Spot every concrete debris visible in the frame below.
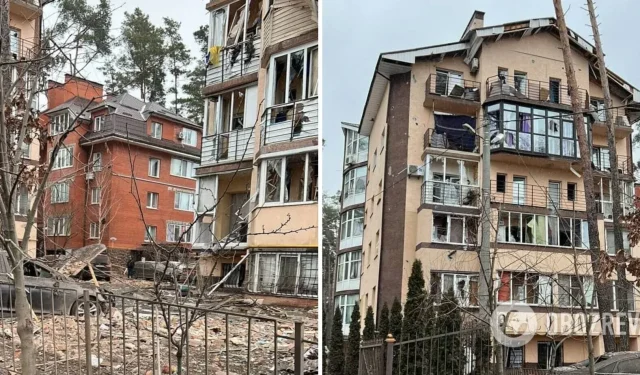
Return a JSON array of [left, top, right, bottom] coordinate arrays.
[[0, 295, 318, 375]]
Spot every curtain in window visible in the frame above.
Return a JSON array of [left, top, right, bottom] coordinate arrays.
[[257, 255, 276, 293], [537, 276, 552, 305], [498, 272, 511, 302]]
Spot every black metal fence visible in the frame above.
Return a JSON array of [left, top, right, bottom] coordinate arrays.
[[0, 283, 316, 374], [486, 75, 587, 108]]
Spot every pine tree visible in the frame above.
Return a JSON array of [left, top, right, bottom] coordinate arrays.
[[163, 18, 192, 114], [378, 302, 390, 339], [363, 306, 376, 341], [178, 25, 208, 124], [327, 306, 345, 375], [401, 260, 433, 374], [345, 303, 361, 375], [434, 290, 465, 374], [389, 298, 403, 374]]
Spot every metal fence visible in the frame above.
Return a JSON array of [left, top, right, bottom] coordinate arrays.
[[0, 283, 316, 374], [205, 36, 261, 87], [426, 73, 481, 102], [201, 127, 255, 164], [486, 75, 587, 108]]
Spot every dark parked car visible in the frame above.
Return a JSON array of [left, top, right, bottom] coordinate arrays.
[[553, 352, 640, 373], [78, 254, 112, 282], [0, 252, 107, 316]]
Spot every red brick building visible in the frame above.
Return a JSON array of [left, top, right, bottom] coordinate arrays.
[[39, 76, 201, 265]]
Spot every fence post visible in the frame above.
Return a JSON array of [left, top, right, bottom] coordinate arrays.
[[84, 290, 93, 375], [385, 334, 395, 375], [294, 321, 304, 375]]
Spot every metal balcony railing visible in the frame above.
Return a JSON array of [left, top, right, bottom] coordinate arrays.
[[205, 36, 261, 87], [491, 180, 587, 212], [10, 36, 38, 61], [426, 73, 481, 102], [486, 75, 588, 108], [589, 106, 632, 127], [261, 98, 318, 145], [421, 180, 481, 207], [424, 127, 480, 153], [592, 154, 634, 176], [201, 127, 255, 164]]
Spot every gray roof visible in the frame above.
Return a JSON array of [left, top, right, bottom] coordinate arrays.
[[91, 93, 200, 129], [44, 97, 96, 120]]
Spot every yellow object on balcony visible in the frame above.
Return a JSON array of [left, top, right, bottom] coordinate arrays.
[[208, 46, 221, 67]]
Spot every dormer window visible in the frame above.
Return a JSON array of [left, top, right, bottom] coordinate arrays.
[[50, 112, 70, 136], [151, 122, 162, 139], [93, 116, 104, 132]]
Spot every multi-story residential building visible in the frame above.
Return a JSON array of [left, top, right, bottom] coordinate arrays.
[[194, 0, 318, 304], [357, 10, 640, 369], [40, 75, 202, 266], [10, 0, 43, 256], [334, 122, 368, 334]]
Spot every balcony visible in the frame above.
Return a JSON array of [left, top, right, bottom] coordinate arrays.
[[424, 127, 479, 154], [205, 37, 261, 88], [491, 180, 586, 212], [10, 0, 41, 18], [589, 107, 633, 140], [592, 152, 634, 177], [261, 98, 318, 145], [422, 181, 480, 208], [201, 127, 254, 165], [424, 73, 480, 114], [486, 75, 588, 109]]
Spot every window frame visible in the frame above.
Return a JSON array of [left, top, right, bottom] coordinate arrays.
[[266, 43, 319, 107], [258, 152, 318, 206], [432, 272, 479, 307], [49, 112, 71, 136], [51, 181, 70, 203], [147, 192, 159, 209], [47, 217, 70, 237], [431, 212, 476, 245], [170, 158, 198, 179], [557, 274, 597, 308], [249, 252, 318, 297], [90, 187, 101, 205], [144, 225, 157, 242], [340, 208, 364, 242], [93, 116, 104, 132], [148, 158, 161, 178], [498, 211, 588, 249], [174, 191, 194, 211], [498, 271, 554, 306], [89, 222, 100, 239], [166, 222, 192, 243], [51, 145, 74, 170], [92, 152, 102, 172], [336, 251, 361, 283], [181, 128, 197, 147], [151, 122, 163, 139]]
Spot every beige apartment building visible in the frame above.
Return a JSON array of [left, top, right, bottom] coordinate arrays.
[[358, 10, 640, 369], [193, 0, 318, 304], [10, 0, 43, 256]]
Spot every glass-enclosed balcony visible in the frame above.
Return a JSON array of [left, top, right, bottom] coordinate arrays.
[[422, 155, 479, 208]]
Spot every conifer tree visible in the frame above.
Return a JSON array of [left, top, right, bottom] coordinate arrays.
[[401, 260, 433, 374], [328, 306, 345, 375], [345, 303, 361, 375], [434, 290, 465, 374], [389, 298, 403, 340], [362, 306, 376, 340], [378, 302, 390, 339]]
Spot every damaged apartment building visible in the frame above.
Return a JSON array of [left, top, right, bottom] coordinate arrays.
[[357, 10, 640, 369], [193, 0, 318, 304]]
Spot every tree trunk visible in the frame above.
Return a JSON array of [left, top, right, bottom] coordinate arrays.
[[586, 0, 630, 351], [552, 0, 616, 352]]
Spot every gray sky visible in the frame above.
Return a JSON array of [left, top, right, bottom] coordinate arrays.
[[322, 0, 640, 194], [43, 0, 209, 99]]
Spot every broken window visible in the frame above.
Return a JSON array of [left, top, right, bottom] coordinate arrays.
[[498, 272, 553, 305], [432, 273, 478, 307], [269, 45, 318, 107], [251, 252, 318, 297], [265, 159, 282, 203], [285, 154, 306, 203], [261, 152, 318, 205], [432, 213, 475, 244]]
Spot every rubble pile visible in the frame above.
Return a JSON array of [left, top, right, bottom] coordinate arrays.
[[0, 301, 318, 375]]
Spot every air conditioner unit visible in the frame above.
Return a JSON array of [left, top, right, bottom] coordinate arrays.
[[177, 132, 184, 140], [470, 58, 479, 74], [408, 165, 424, 177], [345, 156, 353, 165], [85, 172, 95, 180]]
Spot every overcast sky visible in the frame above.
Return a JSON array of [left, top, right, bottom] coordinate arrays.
[[322, 0, 640, 195], [43, 0, 209, 98]]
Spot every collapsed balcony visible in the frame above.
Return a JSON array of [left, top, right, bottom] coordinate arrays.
[[486, 74, 588, 108]]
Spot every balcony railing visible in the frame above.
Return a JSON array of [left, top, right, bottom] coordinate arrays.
[[424, 128, 479, 153], [491, 180, 587, 212], [421, 180, 480, 207], [205, 36, 261, 87], [486, 75, 587, 108], [589, 106, 631, 127], [426, 73, 481, 102], [261, 98, 318, 145], [592, 154, 634, 176], [201, 127, 254, 164]]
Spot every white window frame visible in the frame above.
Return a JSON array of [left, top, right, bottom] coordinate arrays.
[[340, 208, 364, 242], [92, 152, 102, 171], [50, 112, 71, 136], [151, 122, 163, 139], [93, 116, 104, 132], [557, 275, 597, 308], [497, 212, 588, 249], [249, 252, 318, 297], [334, 294, 359, 335], [147, 192, 159, 209], [344, 129, 368, 165], [181, 128, 197, 147], [337, 251, 361, 282], [13, 185, 28, 216], [434, 273, 479, 307], [266, 43, 318, 107], [497, 271, 553, 306], [51, 145, 73, 170], [259, 152, 317, 206], [47, 217, 70, 237], [148, 158, 160, 178], [606, 229, 630, 255], [170, 158, 198, 179], [342, 166, 367, 203], [9, 29, 19, 58], [145, 225, 157, 242], [174, 191, 194, 211], [90, 187, 101, 205], [432, 212, 474, 245], [612, 281, 636, 312], [89, 222, 99, 239], [208, 7, 228, 48], [51, 181, 70, 203], [166, 222, 191, 243]]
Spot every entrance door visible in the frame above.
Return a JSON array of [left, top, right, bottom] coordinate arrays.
[[548, 182, 560, 209], [513, 177, 526, 205]]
